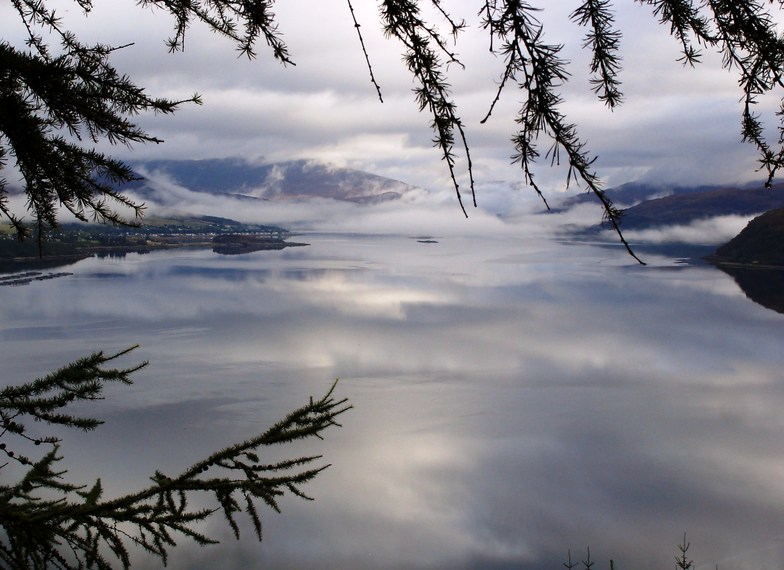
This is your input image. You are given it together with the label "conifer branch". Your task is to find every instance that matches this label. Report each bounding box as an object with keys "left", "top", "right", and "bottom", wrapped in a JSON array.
[
  {"left": 483, "top": 1, "right": 644, "bottom": 262},
  {"left": 0, "top": 349, "right": 349, "bottom": 569},
  {"left": 381, "top": 0, "right": 476, "bottom": 215},
  {"left": 571, "top": 0, "right": 624, "bottom": 108},
  {"left": 638, "top": 0, "right": 713, "bottom": 65},
  {"left": 136, "top": 0, "right": 293, "bottom": 63},
  {"left": 705, "top": 0, "right": 784, "bottom": 186},
  {"left": 347, "top": 0, "right": 384, "bottom": 103},
  {"left": 3, "top": 0, "right": 290, "bottom": 247}
]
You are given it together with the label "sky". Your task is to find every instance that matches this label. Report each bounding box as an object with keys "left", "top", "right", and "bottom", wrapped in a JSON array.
[{"left": 2, "top": 1, "right": 783, "bottom": 209}]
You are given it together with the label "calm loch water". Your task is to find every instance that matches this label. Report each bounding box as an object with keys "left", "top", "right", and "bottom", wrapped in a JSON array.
[{"left": 1, "top": 232, "right": 783, "bottom": 569}]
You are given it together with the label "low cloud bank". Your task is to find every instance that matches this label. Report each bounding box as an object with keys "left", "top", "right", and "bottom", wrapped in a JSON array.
[
  {"left": 615, "top": 214, "right": 755, "bottom": 245},
  {"left": 119, "top": 172, "right": 562, "bottom": 239},
  {"left": 48, "top": 165, "right": 757, "bottom": 250}
]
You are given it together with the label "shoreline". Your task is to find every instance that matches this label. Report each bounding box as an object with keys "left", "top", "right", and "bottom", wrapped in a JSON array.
[{"left": 0, "top": 238, "right": 309, "bottom": 274}]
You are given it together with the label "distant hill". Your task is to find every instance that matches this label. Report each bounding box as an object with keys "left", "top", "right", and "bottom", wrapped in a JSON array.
[
  {"left": 558, "top": 181, "right": 784, "bottom": 224},
  {"left": 556, "top": 181, "right": 718, "bottom": 210},
  {"left": 711, "top": 206, "right": 784, "bottom": 266},
  {"left": 121, "top": 158, "right": 418, "bottom": 204},
  {"left": 616, "top": 185, "right": 784, "bottom": 230}
]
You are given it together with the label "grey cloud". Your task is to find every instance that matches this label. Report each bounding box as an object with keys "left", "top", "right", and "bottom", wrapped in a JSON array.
[{"left": 5, "top": 0, "right": 768, "bottom": 196}]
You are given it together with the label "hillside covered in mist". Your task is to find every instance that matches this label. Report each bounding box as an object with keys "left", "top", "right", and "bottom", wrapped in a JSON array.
[{"left": 122, "top": 158, "right": 421, "bottom": 205}]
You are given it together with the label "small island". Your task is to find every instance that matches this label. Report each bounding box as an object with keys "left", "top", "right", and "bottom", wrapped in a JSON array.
[{"left": 211, "top": 233, "right": 308, "bottom": 255}]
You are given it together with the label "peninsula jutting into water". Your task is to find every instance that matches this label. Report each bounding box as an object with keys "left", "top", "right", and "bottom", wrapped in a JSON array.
[{"left": 0, "top": 215, "right": 306, "bottom": 270}]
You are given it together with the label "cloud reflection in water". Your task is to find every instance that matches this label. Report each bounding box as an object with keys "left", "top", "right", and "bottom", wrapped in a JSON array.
[{"left": 0, "top": 234, "right": 782, "bottom": 569}]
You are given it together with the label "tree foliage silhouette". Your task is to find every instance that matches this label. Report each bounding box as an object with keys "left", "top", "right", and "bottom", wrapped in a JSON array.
[
  {"left": 0, "top": 346, "right": 350, "bottom": 569},
  {"left": 4, "top": 1, "right": 784, "bottom": 262}
]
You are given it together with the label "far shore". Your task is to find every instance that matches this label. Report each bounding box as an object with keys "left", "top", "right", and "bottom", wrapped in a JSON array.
[{"left": 0, "top": 237, "right": 309, "bottom": 274}]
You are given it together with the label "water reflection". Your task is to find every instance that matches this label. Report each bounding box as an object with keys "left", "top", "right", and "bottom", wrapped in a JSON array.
[
  {"left": 0, "top": 234, "right": 782, "bottom": 569},
  {"left": 716, "top": 264, "right": 784, "bottom": 314}
]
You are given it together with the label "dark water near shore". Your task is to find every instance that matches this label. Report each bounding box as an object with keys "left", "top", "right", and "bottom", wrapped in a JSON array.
[{"left": 1, "top": 232, "right": 783, "bottom": 569}]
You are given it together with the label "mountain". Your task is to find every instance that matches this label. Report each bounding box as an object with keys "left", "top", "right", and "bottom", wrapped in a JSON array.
[
  {"left": 122, "top": 158, "right": 418, "bottom": 204},
  {"left": 557, "top": 181, "right": 784, "bottom": 227},
  {"left": 556, "top": 181, "right": 717, "bottom": 210},
  {"left": 616, "top": 185, "right": 784, "bottom": 230}
]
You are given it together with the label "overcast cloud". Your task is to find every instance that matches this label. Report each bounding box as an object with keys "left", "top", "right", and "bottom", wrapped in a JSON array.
[{"left": 2, "top": 1, "right": 779, "bottom": 207}]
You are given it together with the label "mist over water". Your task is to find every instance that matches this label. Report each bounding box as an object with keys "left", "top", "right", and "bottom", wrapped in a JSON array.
[{"left": 1, "top": 232, "right": 782, "bottom": 569}]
